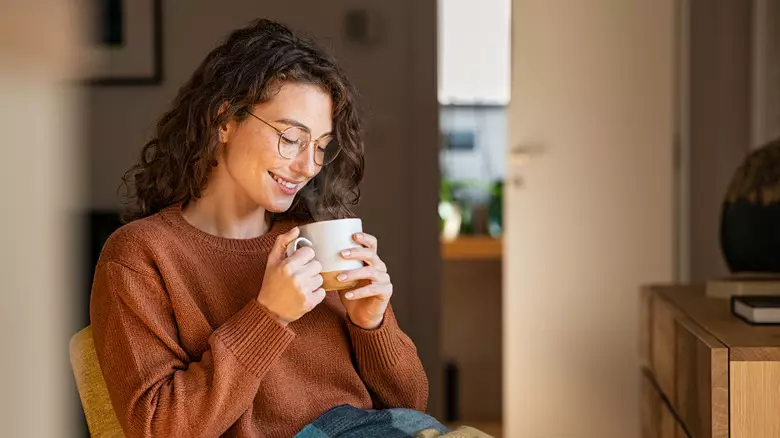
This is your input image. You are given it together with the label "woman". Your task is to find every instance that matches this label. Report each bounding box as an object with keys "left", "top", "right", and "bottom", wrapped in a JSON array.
[{"left": 91, "top": 19, "right": 440, "bottom": 437}]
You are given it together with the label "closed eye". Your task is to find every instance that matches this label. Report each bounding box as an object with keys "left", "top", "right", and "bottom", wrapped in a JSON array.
[{"left": 281, "top": 133, "right": 302, "bottom": 145}]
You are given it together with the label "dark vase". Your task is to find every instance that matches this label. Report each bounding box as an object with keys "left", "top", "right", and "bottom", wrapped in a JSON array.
[{"left": 720, "top": 139, "right": 780, "bottom": 274}]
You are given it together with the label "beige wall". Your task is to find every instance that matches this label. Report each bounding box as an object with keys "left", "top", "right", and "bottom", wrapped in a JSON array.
[
  {"left": 86, "top": 0, "right": 442, "bottom": 416},
  {"left": 0, "top": 1, "right": 84, "bottom": 435},
  {"left": 687, "top": 0, "right": 753, "bottom": 282},
  {"left": 751, "top": 0, "right": 780, "bottom": 148}
]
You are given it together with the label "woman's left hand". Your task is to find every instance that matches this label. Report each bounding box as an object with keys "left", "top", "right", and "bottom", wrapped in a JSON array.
[{"left": 337, "top": 232, "right": 393, "bottom": 330}]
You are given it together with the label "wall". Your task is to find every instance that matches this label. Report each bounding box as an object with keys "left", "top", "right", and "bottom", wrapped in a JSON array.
[
  {"left": 687, "top": 0, "right": 753, "bottom": 282},
  {"left": 87, "top": 0, "right": 442, "bottom": 416},
  {"left": 1, "top": 2, "right": 84, "bottom": 435},
  {"left": 751, "top": 0, "right": 780, "bottom": 148}
]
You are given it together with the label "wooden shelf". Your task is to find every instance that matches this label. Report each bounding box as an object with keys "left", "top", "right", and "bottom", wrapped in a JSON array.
[{"left": 441, "top": 236, "right": 503, "bottom": 260}]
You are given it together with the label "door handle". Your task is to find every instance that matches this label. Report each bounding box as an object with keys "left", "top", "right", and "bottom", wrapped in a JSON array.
[
  {"left": 508, "top": 145, "right": 545, "bottom": 187},
  {"left": 509, "top": 145, "right": 545, "bottom": 167}
]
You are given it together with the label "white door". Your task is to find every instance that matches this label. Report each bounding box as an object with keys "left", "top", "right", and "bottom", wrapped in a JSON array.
[{"left": 503, "top": 1, "right": 676, "bottom": 437}]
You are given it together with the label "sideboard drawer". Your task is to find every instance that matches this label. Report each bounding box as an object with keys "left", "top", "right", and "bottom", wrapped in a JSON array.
[
  {"left": 641, "top": 370, "right": 660, "bottom": 438},
  {"left": 648, "top": 292, "right": 728, "bottom": 438},
  {"left": 661, "top": 399, "right": 688, "bottom": 438},
  {"left": 642, "top": 370, "right": 688, "bottom": 438},
  {"left": 641, "top": 285, "right": 780, "bottom": 438},
  {"left": 674, "top": 316, "right": 728, "bottom": 438},
  {"left": 640, "top": 286, "right": 653, "bottom": 366},
  {"left": 652, "top": 294, "right": 678, "bottom": 399}
]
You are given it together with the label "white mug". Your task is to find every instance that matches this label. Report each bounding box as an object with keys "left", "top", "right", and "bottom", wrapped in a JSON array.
[{"left": 285, "top": 218, "right": 364, "bottom": 291}]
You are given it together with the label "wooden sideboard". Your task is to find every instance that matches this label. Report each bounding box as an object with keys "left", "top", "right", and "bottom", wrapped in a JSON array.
[{"left": 640, "top": 285, "right": 780, "bottom": 438}]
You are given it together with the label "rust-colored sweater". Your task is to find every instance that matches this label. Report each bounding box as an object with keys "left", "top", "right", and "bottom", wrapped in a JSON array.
[{"left": 90, "top": 204, "right": 429, "bottom": 438}]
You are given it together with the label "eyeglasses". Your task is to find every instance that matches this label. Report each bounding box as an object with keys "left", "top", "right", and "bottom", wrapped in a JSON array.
[{"left": 245, "top": 110, "right": 340, "bottom": 166}]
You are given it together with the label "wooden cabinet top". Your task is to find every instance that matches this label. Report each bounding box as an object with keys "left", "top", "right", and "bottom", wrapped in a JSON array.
[
  {"left": 649, "top": 284, "right": 780, "bottom": 361},
  {"left": 441, "top": 236, "right": 502, "bottom": 260}
]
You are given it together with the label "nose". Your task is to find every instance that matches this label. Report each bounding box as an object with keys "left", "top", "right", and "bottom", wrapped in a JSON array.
[{"left": 289, "top": 141, "right": 320, "bottom": 178}]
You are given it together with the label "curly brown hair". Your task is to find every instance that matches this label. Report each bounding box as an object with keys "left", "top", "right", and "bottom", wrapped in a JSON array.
[{"left": 120, "top": 19, "right": 364, "bottom": 222}]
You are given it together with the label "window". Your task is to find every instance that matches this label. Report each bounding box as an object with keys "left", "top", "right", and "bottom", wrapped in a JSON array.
[{"left": 437, "top": 0, "right": 511, "bottom": 105}]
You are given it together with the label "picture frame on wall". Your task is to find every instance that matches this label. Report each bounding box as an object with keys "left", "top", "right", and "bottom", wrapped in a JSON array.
[{"left": 87, "top": 0, "right": 163, "bottom": 86}]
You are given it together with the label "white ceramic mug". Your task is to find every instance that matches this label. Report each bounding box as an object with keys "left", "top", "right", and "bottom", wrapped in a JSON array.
[{"left": 285, "top": 218, "right": 364, "bottom": 291}]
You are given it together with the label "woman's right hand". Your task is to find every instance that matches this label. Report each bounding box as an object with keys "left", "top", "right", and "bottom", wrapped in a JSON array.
[{"left": 257, "top": 227, "right": 326, "bottom": 326}]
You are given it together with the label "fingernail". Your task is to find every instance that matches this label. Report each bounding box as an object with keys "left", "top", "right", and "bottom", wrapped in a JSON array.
[
  {"left": 355, "top": 233, "right": 363, "bottom": 240},
  {"left": 337, "top": 273, "right": 348, "bottom": 282},
  {"left": 341, "top": 249, "right": 351, "bottom": 257},
  {"left": 345, "top": 292, "right": 354, "bottom": 299}
]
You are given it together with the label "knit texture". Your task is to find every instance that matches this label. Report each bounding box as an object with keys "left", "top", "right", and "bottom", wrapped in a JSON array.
[{"left": 90, "top": 204, "right": 429, "bottom": 438}]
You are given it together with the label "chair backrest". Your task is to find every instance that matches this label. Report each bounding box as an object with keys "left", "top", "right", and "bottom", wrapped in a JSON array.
[{"left": 69, "top": 326, "right": 124, "bottom": 437}]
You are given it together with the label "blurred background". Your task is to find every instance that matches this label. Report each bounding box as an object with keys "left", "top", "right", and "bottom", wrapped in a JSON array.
[{"left": 2, "top": 0, "right": 779, "bottom": 437}]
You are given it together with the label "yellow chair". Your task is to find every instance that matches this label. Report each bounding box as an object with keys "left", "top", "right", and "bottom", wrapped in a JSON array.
[{"left": 69, "top": 326, "right": 124, "bottom": 437}]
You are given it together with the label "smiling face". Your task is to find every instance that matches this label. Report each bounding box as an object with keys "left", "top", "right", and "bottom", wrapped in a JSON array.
[{"left": 217, "top": 82, "right": 334, "bottom": 213}]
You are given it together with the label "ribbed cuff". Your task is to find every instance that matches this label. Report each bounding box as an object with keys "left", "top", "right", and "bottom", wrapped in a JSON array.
[
  {"left": 348, "top": 307, "right": 404, "bottom": 370},
  {"left": 215, "top": 300, "right": 295, "bottom": 378}
]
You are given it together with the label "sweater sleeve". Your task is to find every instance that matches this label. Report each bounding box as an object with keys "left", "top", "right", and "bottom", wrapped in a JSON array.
[
  {"left": 347, "top": 305, "right": 429, "bottom": 411},
  {"left": 90, "top": 260, "right": 295, "bottom": 438}
]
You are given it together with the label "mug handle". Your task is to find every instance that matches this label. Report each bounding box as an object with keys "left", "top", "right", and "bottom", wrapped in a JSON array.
[{"left": 285, "top": 237, "right": 313, "bottom": 258}]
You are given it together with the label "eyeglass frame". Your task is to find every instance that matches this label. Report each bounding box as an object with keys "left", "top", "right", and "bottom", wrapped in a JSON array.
[{"left": 244, "top": 109, "right": 340, "bottom": 166}]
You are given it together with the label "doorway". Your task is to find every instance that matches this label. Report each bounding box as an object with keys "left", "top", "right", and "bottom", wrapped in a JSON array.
[{"left": 437, "top": 0, "right": 510, "bottom": 435}]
